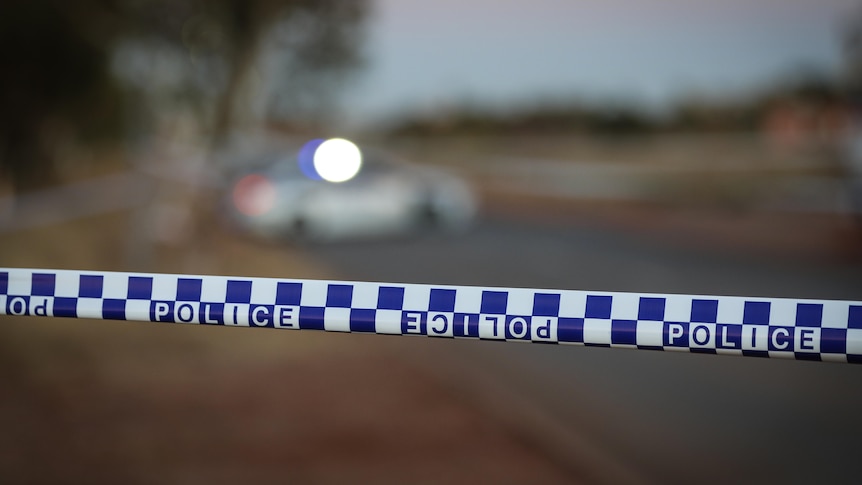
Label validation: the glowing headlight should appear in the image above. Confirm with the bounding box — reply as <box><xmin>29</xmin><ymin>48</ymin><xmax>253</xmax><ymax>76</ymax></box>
<box><xmin>313</xmin><ymin>138</ymin><xmax>362</xmax><ymax>183</ymax></box>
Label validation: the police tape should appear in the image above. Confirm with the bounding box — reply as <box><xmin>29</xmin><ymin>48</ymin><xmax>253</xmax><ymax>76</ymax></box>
<box><xmin>1</xmin><ymin>267</ymin><xmax>860</xmax><ymax>363</ymax></box>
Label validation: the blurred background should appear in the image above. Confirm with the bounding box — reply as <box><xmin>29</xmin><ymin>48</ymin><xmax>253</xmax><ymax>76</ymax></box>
<box><xmin>2</xmin><ymin>0</ymin><xmax>862</xmax><ymax>483</ymax></box>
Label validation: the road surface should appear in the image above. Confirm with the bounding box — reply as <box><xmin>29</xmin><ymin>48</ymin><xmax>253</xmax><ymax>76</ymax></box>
<box><xmin>308</xmin><ymin>215</ymin><xmax>862</xmax><ymax>484</ymax></box>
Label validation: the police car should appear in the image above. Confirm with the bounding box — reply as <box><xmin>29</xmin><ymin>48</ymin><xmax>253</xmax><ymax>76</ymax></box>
<box><xmin>225</xmin><ymin>138</ymin><xmax>476</xmax><ymax>242</ymax></box>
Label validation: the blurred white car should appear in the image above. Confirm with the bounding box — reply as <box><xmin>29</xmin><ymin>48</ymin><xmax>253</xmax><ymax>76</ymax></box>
<box><xmin>224</xmin><ymin>145</ymin><xmax>477</xmax><ymax>242</ymax></box>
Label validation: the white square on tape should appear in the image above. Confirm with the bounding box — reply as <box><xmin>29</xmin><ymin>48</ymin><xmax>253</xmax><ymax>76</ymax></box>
<box><xmin>558</xmin><ymin>291</ymin><xmax>587</xmax><ymax>318</ymax></box>
<box><xmin>101</xmin><ymin>273</ymin><xmax>129</xmax><ymax>299</ymax></box>
<box><xmin>454</xmin><ymin>286</ymin><xmax>483</xmax><ymax>313</ymax></box>
<box><xmin>300</xmin><ymin>281</ymin><xmax>328</xmax><ymax>307</ymax></box>
<box><xmin>125</xmin><ymin>300</ymin><xmax>151</xmax><ymax>320</ymax></box>
<box><xmin>636</xmin><ymin>320</ymin><xmax>664</xmax><ymax>347</ymax></box>
<box><xmin>821</xmin><ymin>301</ymin><xmax>850</xmax><ymax>329</ymax></box>
<box><xmin>53</xmin><ymin>272</ymin><xmax>80</xmax><ymax>298</ymax></box>
<box><xmin>846</xmin><ymin>329</ymin><xmax>862</xmax><ymax>356</ymax></box>
<box><xmin>7</xmin><ymin>271</ymin><xmax>31</xmax><ymax>296</ymax></box>
<box><xmin>150</xmin><ymin>275</ymin><xmax>178</xmax><ymax>301</ymax></box>
<box><xmin>200</xmin><ymin>277</ymin><xmax>228</xmax><ymax>302</ymax></box>
<box><xmin>402</xmin><ymin>285</ymin><xmax>430</xmax><ymax>311</ymax></box>
<box><xmin>610</xmin><ymin>293</ymin><xmax>640</xmax><ymax>320</ymax></box>
<box><xmin>505</xmin><ymin>288</ymin><xmax>534</xmax><ymax>316</ymax></box>
<box><xmin>324</xmin><ymin>307</ymin><xmax>351</xmax><ymax>332</ymax></box>
<box><xmin>768</xmin><ymin>299</ymin><xmax>797</xmax><ymax>327</ymax></box>
<box><xmin>663</xmin><ymin>295</ymin><xmax>692</xmax><ymax>322</ymax></box>
<box><xmin>77</xmin><ymin>298</ymin><xmax>104</xmax><ymax>319</ymax></box>
<box><xmin>351</xmin><ymin>282</ymin><xmax>379</xmax><ymax>309</ymax></box>
<box><xmin>375</xmin><ymin>309</ymin><xmax>402</xmax><ymax>334</ymax></box>
<box><xmin>716</xmin><ymin>297</ymin><xmax>746</xmax><ymax>324</ymax></box>
<box><xmin>249</xmin><ymin>278</ymin><xmax>278</xmax><ymax>304</ymax></box>
<box><xmin>583</xmin><ymin>318</ymin><xmax>611</xmax><ymax>345</ymax></box>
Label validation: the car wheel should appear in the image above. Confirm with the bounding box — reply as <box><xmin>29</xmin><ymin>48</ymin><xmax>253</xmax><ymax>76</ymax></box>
<box><xmin>416</xmin><ymin>202</ymin><xmax>438</xmax><ymax>229</ymax></box>
<box><xmin>290</xmin><ymin>217</ymin><xmax>311</xmax><ymax>243</ymax></box>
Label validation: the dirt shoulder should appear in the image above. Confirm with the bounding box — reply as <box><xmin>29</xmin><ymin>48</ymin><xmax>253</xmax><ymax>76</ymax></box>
<box><xmin>0</xmin><ymin>212</ymin><xmax>576</xmax><ymax>484</ymax></box>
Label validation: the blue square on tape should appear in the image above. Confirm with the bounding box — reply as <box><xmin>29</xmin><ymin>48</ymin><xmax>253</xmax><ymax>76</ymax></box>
<box><xmin>585</xmin><ymin>295</ymin><xmax>612</xmax><ymax>319</ymax></box>
<box><xmin>557</xmin><ymin>317</ymin><xmax>584</xmax><ymax>343</ymax></box>
<box><xmin>820</xmin><ymin>328</ymin><xmax>846</xmax><ymax>354</ymax></box>
<box><xmin>102</xmin><ymin>299</ymin><xmax>125</xmax><ymax>320</ymax></box>
<box><xmin>32</xmin><ymin>273</ymin><xmax>55</xmax><ymax>296</ymax></box>
<box><xmin>533</xmin><ymin>293</ymin><xmax>560</xmax><ymax>317</ymax></box>
<box><xmin>795</xmin><ymin>303</ymin><xmax>823</xmax><ymax>327</ymax></box>
<box><xmin>127</xmin><ymin>277</ymin><xmax>153</xmax><ymax>300</ymax></box>
<box><xmin>481</xmin><ymin>291</ymin><xmax>508</xmax><ymax>314</ymax></box>
<box><xmin>226</xmin><ymin>280</ymin><xmax>252</xmax><ymax>304</ymax></box>
<box><xmin>377</xmin><ymin>286</ymin><xmax>404</xmax><ymax>310</ymax></box>
<box><xmin>429</xmin><ymin>288</ymin><xmax>456</xmax><ymax>312</ymax></box>
<box><xmin>638</xmin><ymin>297</ymin><xmax>665</xmax><ymax>321</ymax></box>
<box><xmin>0</xmin><ymin>272</ymin><xmax>7</xmax><ymax>295</ymax></box>
<box><xmin>350</xmin><ymin>308</ymin><xmax>376</xmax><ymax>333</ymax></box>
<box><xmin>327</xmin><ymin>284</ymin><xmax>353</xmax><ymax>308</ymax></box>
<box><xmin>79</xmin><ymin>275</ymin><xmax>103</xmax><ymax>298</ymax></box>
<box><xmin>743</xmin><ymin>301</ymin><xmax>770</xmax><ymax>325</ymax></box>
<box><xmin>177</xmin><ymin>278</ymin><xmax>202</xmax><ymax>301</ymax></box>
<box><xmin>276</xmin><ymin>282</ymin><xmax>302</xmax><ymax>305</ymax></box>
<box><xmin>611</xmin><ymin>320</ymin><xmax>638</xmax><ymax>345</ymax></box>
<box><xmin>53</xmin><ymin>297</ymin><xmax>77</xmax><ymax>318</ymax></box>
<box><xmin>849</xmin><ymin>306</ymin><xmax>862</xmax><ymax>329</ymax></box>
<box><xmin>691</xmin><ymin>299</ymin><xmax>718</xmax><ymax>323</ymax></box>
<box><xmin>300</xmin><ymin>306</ymin><xmax>325</xmax><ymax>330</ymax></box>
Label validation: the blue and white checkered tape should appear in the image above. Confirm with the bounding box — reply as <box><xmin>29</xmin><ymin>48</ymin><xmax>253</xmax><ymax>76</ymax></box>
<box><xmin>2</xmin><ymin>267</ymin><xmax>861</xmax><ymax>363</ymax></box>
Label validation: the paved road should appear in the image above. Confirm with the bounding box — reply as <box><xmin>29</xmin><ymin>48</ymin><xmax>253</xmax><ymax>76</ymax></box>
<box><xmin>308</xmin><ymin>216</ymin><xmax>862</xmax><ymax>484</ymax></box>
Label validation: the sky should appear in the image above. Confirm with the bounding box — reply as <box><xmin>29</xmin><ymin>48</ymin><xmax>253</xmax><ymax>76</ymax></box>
<box><xmin>341</xmin><ymin>0</ymin><xmax>862</xmax><ymax>125</ymax></box>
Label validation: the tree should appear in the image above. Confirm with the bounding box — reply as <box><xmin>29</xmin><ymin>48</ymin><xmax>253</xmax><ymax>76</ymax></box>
<box><xmin>0</xmin><ymin>0</ymin><xmax>370</xmax><ymax>189</ymax></box>
<box><xmin>0</xmin><ymin>0</ymin><xmax>121</xmax><ymax>188</ymax></box>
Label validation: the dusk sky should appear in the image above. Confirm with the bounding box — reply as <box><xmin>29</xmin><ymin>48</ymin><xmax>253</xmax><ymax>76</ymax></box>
<box><xmin>342</xmin><ymin>0</ymin><xmax>861</xmax><ymax>125</ymax></box>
